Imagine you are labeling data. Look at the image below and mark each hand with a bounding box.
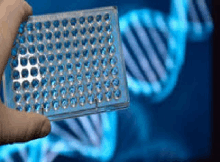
[0,0,51,145]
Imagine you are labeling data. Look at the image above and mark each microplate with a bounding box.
[2,6,129,121]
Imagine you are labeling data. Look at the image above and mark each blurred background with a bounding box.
[0,0,213,161]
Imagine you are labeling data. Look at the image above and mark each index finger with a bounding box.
[0,0,32,80]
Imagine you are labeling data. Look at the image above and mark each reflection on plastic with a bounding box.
[0,0,213,161]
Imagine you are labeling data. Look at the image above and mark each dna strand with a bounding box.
[123,0,213,102]
[0,0,213,161]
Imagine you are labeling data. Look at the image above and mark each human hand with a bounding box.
[0,0,51,145]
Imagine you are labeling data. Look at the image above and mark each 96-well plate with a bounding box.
[2,6,129,121]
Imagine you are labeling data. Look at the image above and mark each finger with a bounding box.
[0,104,51,145]
[21,1,33,22]
[0,0,33,41]
[0,0,33,79]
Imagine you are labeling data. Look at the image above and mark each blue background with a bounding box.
[0,0,212,161]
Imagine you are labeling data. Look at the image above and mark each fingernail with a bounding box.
[40,118,51,138]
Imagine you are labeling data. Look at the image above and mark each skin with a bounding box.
[0,0,51,145]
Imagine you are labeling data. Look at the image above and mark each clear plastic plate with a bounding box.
[2,6,129,121]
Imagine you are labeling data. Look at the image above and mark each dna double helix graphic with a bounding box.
[123,0,212,102]
[0,0,213,161]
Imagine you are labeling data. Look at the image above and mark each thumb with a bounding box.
[0,0,51,145]
[0,103,51,145]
